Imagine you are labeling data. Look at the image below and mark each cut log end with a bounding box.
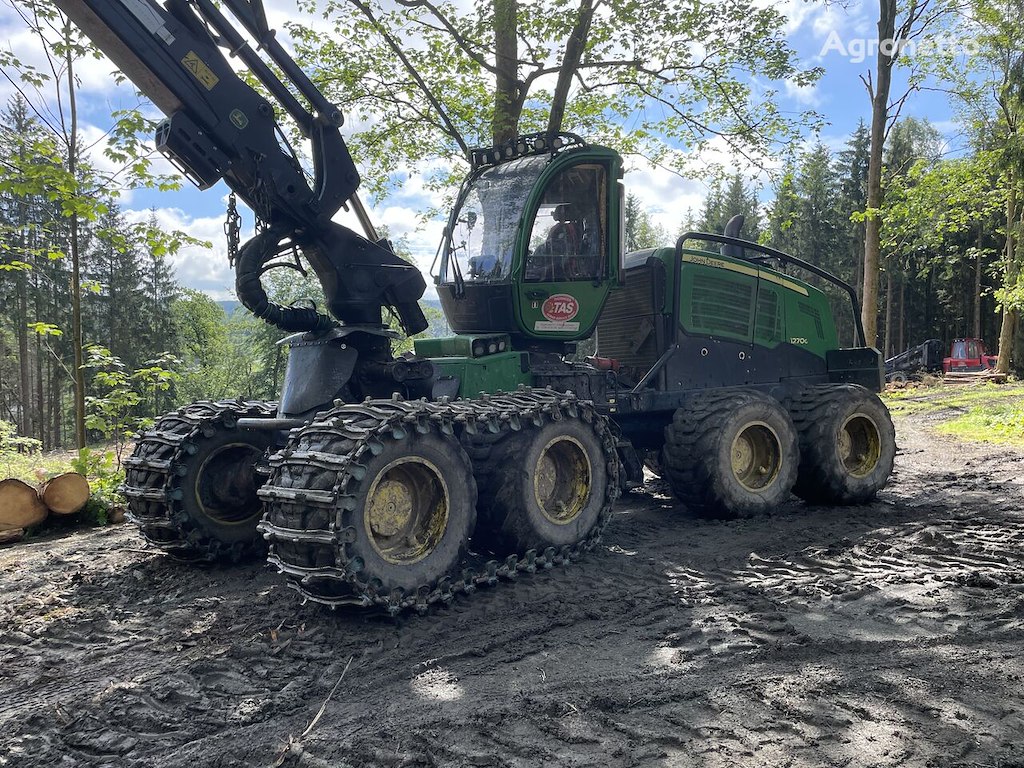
[0,527,25,545]
[40,472,91,515]
[0,478,49,529]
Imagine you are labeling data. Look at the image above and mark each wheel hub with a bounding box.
[730,422,782,492]
[195,443,266,525]
[839,414,882,477]
[366,458,449,564]
[533,436,592,524]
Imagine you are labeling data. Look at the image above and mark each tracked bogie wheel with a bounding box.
[259,402,476,609]
[122,400,278,562]
[471,410,619,555]
[259,390,621,614]
[662,389,799,519]
[786,384,896,504]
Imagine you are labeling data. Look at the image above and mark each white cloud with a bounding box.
[624,164,706,238]
[124,204,237,299]
[784,77,823,107]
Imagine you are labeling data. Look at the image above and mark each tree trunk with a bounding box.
[974,228,983,339]
[16,268,30,437]
[861,0,897,349]
[66,37,87,450]
[0,478,48,530]
[547,0,596,135]
[49,351,61,448]
[492,0,519,145]
[40,472,91,515]
[34,332,44,448]
[996,168,1018,373]
[883,260,894,357]
[71,215,85,448]
[898,272,905,353]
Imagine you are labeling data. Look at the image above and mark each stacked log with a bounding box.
[941,370,1008,385]
[0,473,92,544]
[39,473,91,515]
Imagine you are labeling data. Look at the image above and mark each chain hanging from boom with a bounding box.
[225,192,241,268]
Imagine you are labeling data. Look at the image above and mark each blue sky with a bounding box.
[0,0,965,301]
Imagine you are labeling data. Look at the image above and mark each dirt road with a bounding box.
[2,411,1023,767]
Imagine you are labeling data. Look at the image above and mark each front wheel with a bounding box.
[352,433,476,594]
[475,417,616,554]
[787,384,896,505]
[123,400,277,562]
[261,409,477,607]
[662,390,799,519]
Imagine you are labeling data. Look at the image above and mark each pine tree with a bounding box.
[139,211,180,359]
[699,173,760,240]
[836,120,871,302]
[795,144,843,271]
[624,193,669,251]
[766,164,800,255]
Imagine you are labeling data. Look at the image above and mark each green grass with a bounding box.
[882,381,1024,447]
[0,448,76,486]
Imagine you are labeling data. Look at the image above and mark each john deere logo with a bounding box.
[542,294,579,323]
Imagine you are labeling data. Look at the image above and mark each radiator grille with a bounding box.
[596,267,659,375]
[688,273,753,337]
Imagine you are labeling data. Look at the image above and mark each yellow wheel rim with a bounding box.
[839,414,882,478]
[729,421,782,492]
[533,436,592,525]
[365,457,450,564]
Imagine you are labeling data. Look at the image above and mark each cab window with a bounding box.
[524,164,607,282]
[443,156,547,283]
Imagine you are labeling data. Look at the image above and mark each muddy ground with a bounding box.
[2,400,1023,768]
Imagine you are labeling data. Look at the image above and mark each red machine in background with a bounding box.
[943,338,999,373]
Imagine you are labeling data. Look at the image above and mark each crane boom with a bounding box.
[56,0,427,334]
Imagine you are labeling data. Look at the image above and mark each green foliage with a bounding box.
[0,419,41,456]
[883,152,1003,257]
[69,447,124,527]
[290,0,821,197]
[83,345,179,467]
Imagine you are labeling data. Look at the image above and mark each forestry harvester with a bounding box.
[58,0,896,613]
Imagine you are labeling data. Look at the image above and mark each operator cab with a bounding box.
[437,133,624,348]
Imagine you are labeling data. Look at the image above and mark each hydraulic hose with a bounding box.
[234,224,334,333]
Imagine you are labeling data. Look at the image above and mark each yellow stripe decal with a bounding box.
[681,253,808,296]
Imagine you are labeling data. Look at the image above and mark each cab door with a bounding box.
[513,154,622,341]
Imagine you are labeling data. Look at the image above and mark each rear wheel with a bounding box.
[662,389,799,519]
[787,384,895,504]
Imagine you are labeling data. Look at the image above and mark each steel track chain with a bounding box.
[122,399,278,562]
[258,387,622,615]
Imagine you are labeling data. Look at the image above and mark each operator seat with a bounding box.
[546,204,583,255]
[530,203,582,281]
